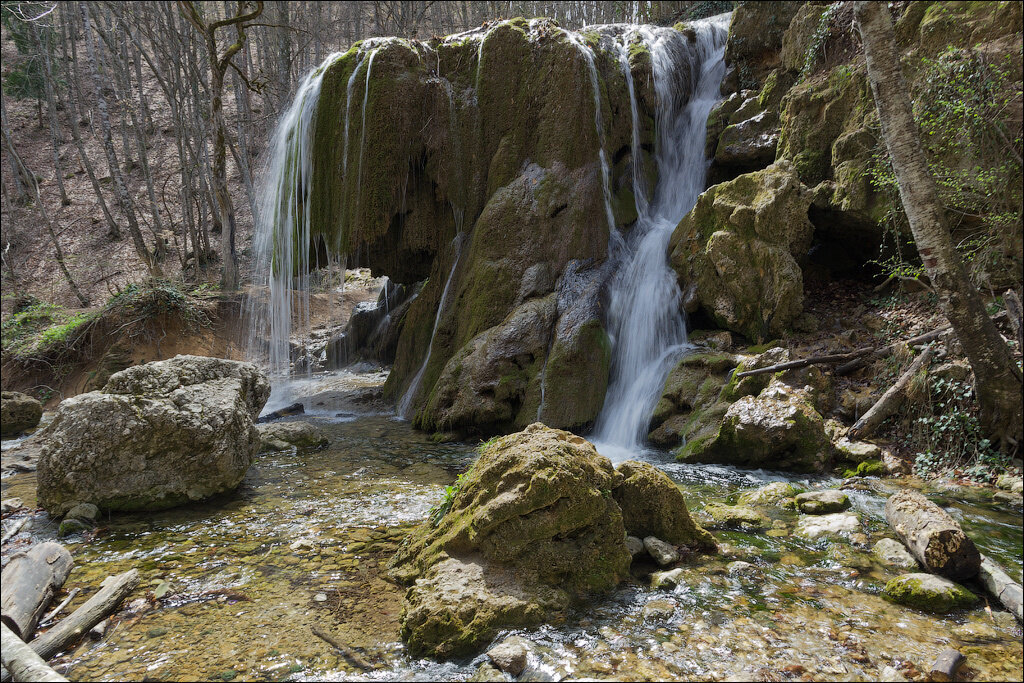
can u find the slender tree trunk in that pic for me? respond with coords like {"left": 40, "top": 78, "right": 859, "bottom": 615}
{"left": 0, "top": 93, "right": 33, "bottom": 205}
{"left": 854, "top": 1, "right": 1023, "bottom": 448}
{"left": 30, "top": 23, "right": 70, "bottom": 207}
{"left": 80, "top": 2, "right": 161, "bottom": 277}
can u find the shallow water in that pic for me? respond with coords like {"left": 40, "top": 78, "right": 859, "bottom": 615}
{"left": 1, "top": 374, "right": 1021, "bottom": 682}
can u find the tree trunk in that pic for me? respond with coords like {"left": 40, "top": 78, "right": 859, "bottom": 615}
{"left": 30, "top": 22, "right": 70, "bottom": 207}
{"left": 0, "top": 623, "right": 68, "bottom": 683}
{"left": 979, "top": 555, "right": 1023, "bottom": 622}
{"left": 884, "top": 490, "right": 981, "bottom": 580}
{"left": 854, "top": 1, "right": 1023, "bottom": 448}
{"left": 0, "top": 543, "right": 74, "bottom": 641}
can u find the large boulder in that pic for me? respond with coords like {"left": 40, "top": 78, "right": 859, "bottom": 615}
{"left": 388, "top": 424, "right": 633, "bottom": 657}
{"left": 1, "top": 391, "right": 43, "bottom": 436}
{"left": 612, "top": 460, "right": 717, "bottom": 551}
{"left": 36, "top": 355, "right": 270, "bottom": 515}
{"left": 669, "top": 161, "right": 813, "bottom": 343}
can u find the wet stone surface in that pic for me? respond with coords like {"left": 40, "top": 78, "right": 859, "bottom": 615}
{"left": 1, "top": 375, "right": 1022, "bottom": 681}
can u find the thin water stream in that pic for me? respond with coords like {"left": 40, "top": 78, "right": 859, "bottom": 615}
{"left": 2, "top": 380, "right": 1020, "bottom": 681}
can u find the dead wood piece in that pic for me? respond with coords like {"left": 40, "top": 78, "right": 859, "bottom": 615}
{"left": 836, "top": 326, "right": 950, "bottom": 375}
{"left": 27, "top": 569, "right": 140, "bottom": 663}
{"left": 311, "top": 625, "right": 373, "bottom": 671}
{"left": 38, "top": 589, "right": 80, "bottom": 629}
{"left": 0, "top": 622, "right": 68, "bottom": 683}
{"left": 978, "top": 555, "right": 1023, "bottom": 623}
{"left": 929, "top": 648, "right": 965, "bottom": 682}
{"left": 884, "top": 490, "right": 980, "bottom": 580}
{"left": 0, "top": 542, "right": 74, "bottom": 640}
{"left": 1, "top": 519, "right": 27, "bottom": 545}
{"left": 847, "top": 343, "right": 934, "bottom": 441}
{"left": 733, "top": 348, "right": 874, "bottom": 378}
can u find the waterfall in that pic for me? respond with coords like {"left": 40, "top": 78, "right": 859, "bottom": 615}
{"left": 247, "top": 51, "right": 346, "bottom": 381}
{"left": 397, "top": 233, "right": 466, "bottom": 419}
{"left": 592, "top": 15, "right": 730, "bottom": 458}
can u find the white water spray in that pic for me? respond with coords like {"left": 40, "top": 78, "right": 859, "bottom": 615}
{"left": 592, "top": 16, "right": 730, "bottom": 458}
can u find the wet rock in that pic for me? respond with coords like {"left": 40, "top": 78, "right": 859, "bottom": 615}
{"left": 953, "top": 621, "right": 1001, "bottom": 643}
{"left": 1, "top": 391, "right": 43, "bottom": 436}
{"left": 643, "top": 537, "right": 680, "bottom": 566}
{"left": 642, "top": 598, "right": 677, "bottom": 621}
{"left": 66, "top": 502, "right": 99, "bottom": 522}
{"left": 794, "top": 512, "right": 860, "bottom": 539}
{"left": 795, "top": 490, "right": 850, "bottom": 514}
{"left": 883, "top": 573, "right": 977, "bottom": 613}
{"left": 257, "top": 421, "right": 329, "bottom": 452}
{"left": 872, "top": 538, "right": 919, "bottom": 570}
{"left": 37, "top": 355, "right": 270, "bottom": 515}
{"left": 701, "top": 503, "right": 769, "bottom": 530}
{"left": 727, "top": 561, "right": 759, "bottom": 577}
{"left": 834, "top": 438, "right": 881, "bottom": 463}
{"left": 388, "top": 424, "right": 630, "bottom": 657}
{"left": 613, "top": 461, "right": 716, "bottom": 551}
{"left": 487, "top": 635, "right": 531, "bottom": 676}
{"left": 58, "top": 517, "right": 91, "bottom": 538}
{"left": 737, "top": 481, "right": 803, "bottom": 507}
{"left": 626, "top": 536, "right": 645, "bottom": 558}
{"left": 995, "top": 474, "right": 1023, "bottom": 494}
{"left": 650, "top": 568, "right": 686, "bottom": 590}
{"left": 669, "top": 161, "right": 813, "bottom": 343}
{"left": 878, "top": 665, "right": 909, "bottom": 682}
{"left": 1, "top": 497, "right": 24, "bottom": 513}
{"left": 469, "top": 663, "right": 508, "bottom": 682}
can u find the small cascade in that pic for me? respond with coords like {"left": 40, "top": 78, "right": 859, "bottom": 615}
{"left": 247, "top": 51, "right": 346, "bottom": 381}
{"left": 592, "top": 15, "right": 730, "bottom": 457}
{"left": 614, "top": 33, "right": 649, "bottom": 218}
{"left": 397, "top": 233, "right": 466, "bottom": 419}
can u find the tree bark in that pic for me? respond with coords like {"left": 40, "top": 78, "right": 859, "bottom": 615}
{"left": 854, "top": 1, "right": 1023, "bottom": 448}
{"left": 0, "top": 543, "right": 74, "bottom": 640}
{"left": 884, "top": 490, "right": 980, "bottom": 580}
{"left": 0, "top": 623, "right": 67, "bottom": 683}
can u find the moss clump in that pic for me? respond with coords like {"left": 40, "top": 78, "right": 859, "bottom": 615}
{"left": 613, "top": 460, "right": 717, "bottom": 551}
{"left": 883, "top": 573, "right": 977, "bottom": 613}
{"left": 842, "top": 459, "right": 886, "bottom": 479}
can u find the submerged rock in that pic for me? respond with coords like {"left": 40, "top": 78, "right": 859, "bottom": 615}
{"left": 883, "top": 573, "right": 977, "bottom": 613}
{"left": 388, "top": 424, "right": 631, "bottom": 657}
{"left": 257, "top": 421, "right": 329, "bottom": 452}
{"left": 1, "top": 391, "right": 43, "bottom": 436}
{"left": 873, "top": 538, "right": 919, "bottom": 570}
{"left": 36, "top": 355, "right": 270, "bottom": 515}
{"left": 794, "top": 512, "right": 860, "bottom": 539}
{"left": 795, "top": 490, "right": 850, "bottom": 514}
{"left": 701, "top": 503, "right": 769, "bottom": 530}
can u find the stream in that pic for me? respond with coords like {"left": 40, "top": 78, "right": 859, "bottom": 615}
{"left": 1, "top": 370, "right": 1021, "bottom": 682}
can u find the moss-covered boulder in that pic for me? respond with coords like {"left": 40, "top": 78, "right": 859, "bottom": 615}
{"left": 795, "top": 489, "right": 850, "bottom": 514}
{"left": 883, "top": 573, "right": 977, "bottom": 613}
{"left": 700, "top": 503, "right": 769, "bottom": 530}
{"left": 1, "top": 391, "right": 43, "bottom": 436}
{"left": 388, "top": 424, "right": 631, "bottom": 657}
{"left": 612, "top": 460, "right": 717, "bottom": 551}
{"left": 737, "top": 481, "right": 804, "bottom": 507}
{"left": 669, "top": 161, "right": 813, "bottom": 343}
{"left": 256, "top": 421, "right": 329, "bottom": 452}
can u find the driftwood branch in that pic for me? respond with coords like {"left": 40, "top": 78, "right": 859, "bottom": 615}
{"left": 734, "top": 348, "right": 873, "bottom": 378}
{"left": 978, "top": 555, "right": 1023, "bottom": 623}
{"left": 38, "top": 589, "right": 80, "bottom": 629}
{"left": 0, "top": 622, "right": 67, "bottom": 683}
{"left": 848, "top": 343, "right": 934, "bottom": 441}
{"left": 1, "top": 519, "right": 27, "bottom": 545}
{"left": 929, "top": 648, "right": 965, "bottom": 682}
{"left": 311, "top": 625, "right": 373, "bottom": 671}
{"left": 835, "top": 325, "right": 950, "bottom": 375}
{"left": 1, "top": 543, "right": 74, "bottom": 640}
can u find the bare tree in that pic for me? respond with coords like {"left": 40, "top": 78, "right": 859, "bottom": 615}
{"left": 854, "top": 1, "right": 1023, "bottom": 448}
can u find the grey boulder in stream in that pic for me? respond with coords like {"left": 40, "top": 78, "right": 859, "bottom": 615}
{"left": 36, "top": 355, "right": 270, "bottom": 515}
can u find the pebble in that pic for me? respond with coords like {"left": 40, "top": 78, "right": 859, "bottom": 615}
{"left": 642, "top": 598, "right": 678, "bottom": 621}
{"left": 486, "top": 635, "right": 531, "bottom": 675}
{"left": 313, "top": 593, "right": 328, "bottom": 602}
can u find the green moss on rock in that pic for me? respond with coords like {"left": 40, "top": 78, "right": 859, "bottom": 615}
{"left": 883, "top": 573, "right": 977, "bottom": 613}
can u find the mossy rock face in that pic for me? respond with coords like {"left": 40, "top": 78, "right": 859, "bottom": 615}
{"left": 883, "top": 573, "right": 977, "bottom": 613}
{"left": 389, "top": 424, "right": 632, "bottom": 657}
{"left": 724, "top": 1, "right": 804, "bottom": 87}
{"left": 649, "top": 352, "right": 738, "bottom": 447}
{"left": 737, "top": 481, "right": 803, "bottom": 507}
{"left": 534, "top": 317, "right": 611, "bottom": 431}
{"left": 612, "top": 460, "right": 717, "bottom": 551}
{"left": 669, "top": 162, "right": 812, "bottom": 343}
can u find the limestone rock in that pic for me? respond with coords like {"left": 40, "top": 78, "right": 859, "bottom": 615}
{"left": 737, "top": 481, "right": 803, "bottom": 507}
{"left": 613, "top": 460, "right": 716, "bottom": 551}
{"left": 257, "top": 421, "right": 329, "bottom": 452}
{"left": 388, "top": 424, "right": 631, "bottom": 657}
{"left": 65, "top": 502, "right": 99, "bottom": 523}
{"left": 873, "top": 538, "right": 919, "bottom": 570}
{"left": 36, "top": 355, "right": 270, "bottom": 515}
{"left": 641, "top": 598, "right": 677, "bottom": 621}
{"left": 883, "top": 573, "right": 977, "bottom": 613}
{"left": 669, "top": 161, "right": 813, "bottom": 343}
{"left": 1, "top": 391, "right": 43, "bottom": 436}
{"left": 701, "top": 503, "right": 769, "bottom": 530}
{"left": 486, "top": 635, "right": 531, "bottom": 676}
{"left": 835, "top": 438, "right": 882, "bottom": 463}
{"left": 650, "top": 568, "right": 686, "bottom": 591}
{"left": 795, "top": 490, "right": 850, "bottom": 514}
{"left": 650, "top": 352, "right": 737, "bottom": 448}
{"left": 626, "top": 535, "right": 645, "bottom": 558}
{"left": 794, "top": 512, "right": 860, "bottom": 539}
{"left": 643, "top": 536, "right": 680, "bottom": 567}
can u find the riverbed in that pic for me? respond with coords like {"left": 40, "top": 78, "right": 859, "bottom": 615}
{"left": 1, "top": 371, "right": 1021, "bottom": 682}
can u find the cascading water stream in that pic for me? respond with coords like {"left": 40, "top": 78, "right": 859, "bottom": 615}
{"left": 592, "top": 15, "right": 730, "bottom": 458}
{"left": 247, "top": 51, "right": 346, "bottom": 384}
{"left": 397, "top": 234, "right": 466, "bottom": 419}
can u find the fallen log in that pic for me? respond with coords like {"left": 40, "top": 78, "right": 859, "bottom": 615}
{"left": 884, "top": 490, "right": 980, "bottom": 580}
{"left": 0, "top": 543, "right": 74, "bottom": 640}
{"left": 311, "top": 625, "right": 373, "bottom": 671}
{"left": 733, "top": 347, "right": 874, "bottom": 378}
{"left": 257, "top": 402, "right": 304, "bottom": 423}
{"left": 836, "top": 326, "right": 950, "bottom": 375}
{"left": 1, "top": 519, "right": 27, "bottom": 545}
{"left": 27, "top": 569, "right": 140, "bottom": 663}
{"left": 978, "top": 555, "right": 1023, "bottom": 623}
{"left": 847, "top": 343, "right": 934, "bottom": 441}
{"left": 0, "top": 622, "right": 67, "bottom": 683}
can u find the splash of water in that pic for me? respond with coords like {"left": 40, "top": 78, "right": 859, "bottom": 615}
{"left": 592, "top": 16, "right": 730, "bottom": 458}
{"left": 247, "top": 51, "right": 346, "bottom": 381}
